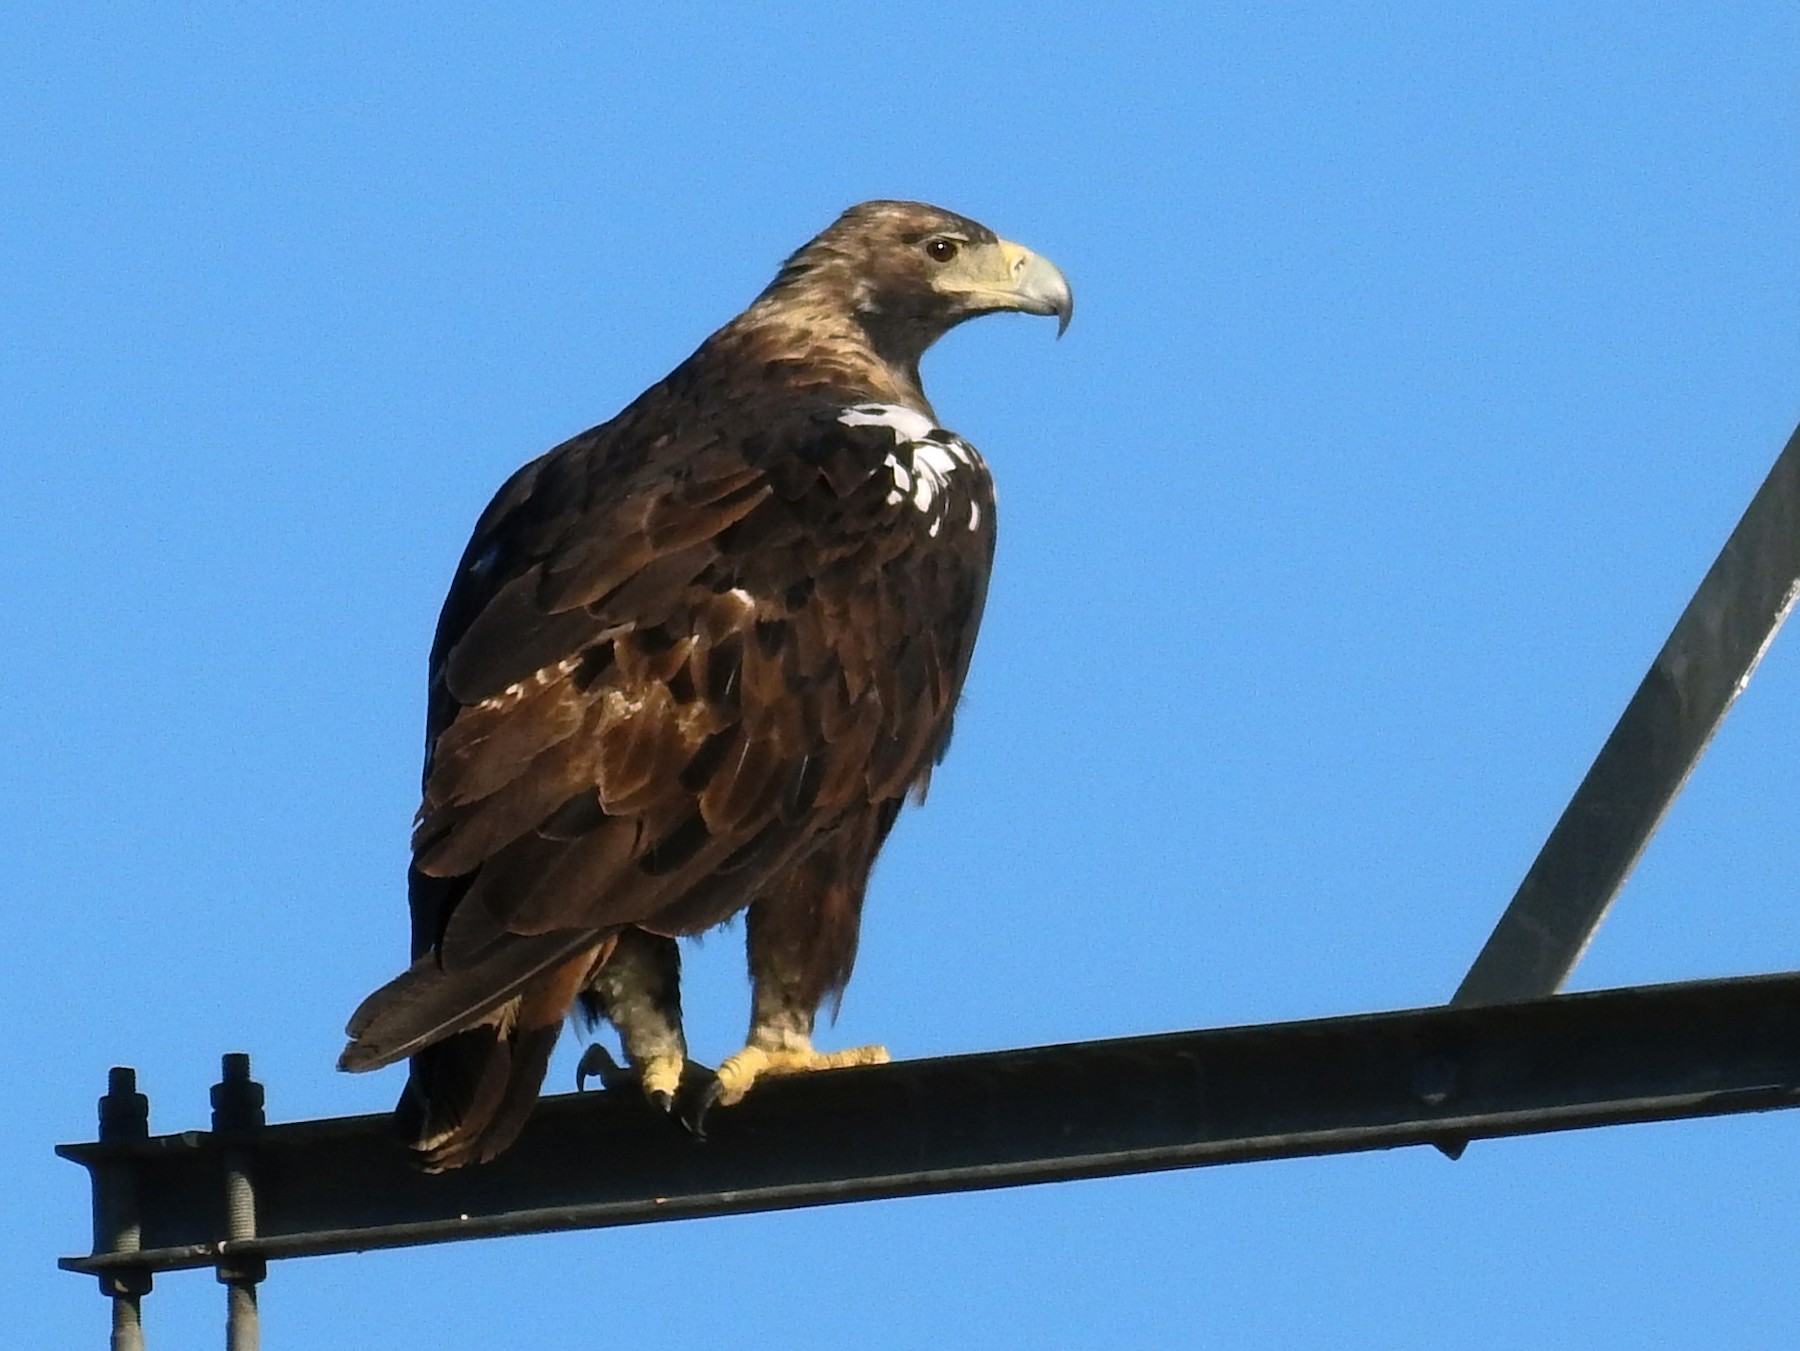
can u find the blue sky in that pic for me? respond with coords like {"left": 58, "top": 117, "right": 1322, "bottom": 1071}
{"left": 7, "top": 4, "right": 1798, "bottom": 1346}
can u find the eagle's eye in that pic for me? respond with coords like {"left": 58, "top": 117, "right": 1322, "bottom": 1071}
{"left": 924, "top": 237, "right": 960, "bottom": 263}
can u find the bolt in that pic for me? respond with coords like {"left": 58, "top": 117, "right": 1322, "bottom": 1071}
{"left": 1413, "top": 1055, "right": 1456, "bottom": 1107}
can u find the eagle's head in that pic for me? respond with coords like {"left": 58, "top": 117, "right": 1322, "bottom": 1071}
{"left": 755, "top": 200, "right": 1072, "bottom": 374}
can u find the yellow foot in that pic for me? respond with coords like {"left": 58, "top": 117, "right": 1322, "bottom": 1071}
{"left": 710, "top": 1042, "right": 889, "bottom": 1109}
{"left": 637, "top": 1052, "right": 684, "bottom": 1110}
{"left": 575, "top": 1045, "right": 688, "bottom": 1113}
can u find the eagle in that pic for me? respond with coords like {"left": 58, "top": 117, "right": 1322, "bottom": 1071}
{"left": 339, "top": 200, "right": 1072, "bottom": 1169}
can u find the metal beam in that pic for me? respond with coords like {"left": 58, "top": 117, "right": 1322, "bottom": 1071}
{"left": 61, "top": 971, "right": 1800, "bottom": 1279}
{"left": 1454, "top": 419, "right": 1800, "bottom": 1006}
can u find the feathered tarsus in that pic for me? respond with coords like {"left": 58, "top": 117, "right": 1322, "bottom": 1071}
{"left": 340, "top": 200, "right": 1072, "bottom": 1168}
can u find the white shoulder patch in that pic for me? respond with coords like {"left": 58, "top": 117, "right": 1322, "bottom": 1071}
{"left": 838, "top": 403, "right": 986, "bottom": 531}
{"left": 838, "top": 402, "right": 938, "bottom": 442}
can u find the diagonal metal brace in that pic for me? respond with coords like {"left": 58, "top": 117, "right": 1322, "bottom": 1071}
{"left": 1455, "top": 418, "right": 1800, "bottom": 1006}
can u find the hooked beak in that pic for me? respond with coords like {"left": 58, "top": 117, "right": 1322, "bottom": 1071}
{"left": 995, "top": 239, "right": 1074, "bottom": 336}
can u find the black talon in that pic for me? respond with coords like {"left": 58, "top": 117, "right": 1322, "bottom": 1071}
{"left": 580, "top": 1047, "right": 702, "bottom": 1128}
{"left": 679, "top": 1075, "right": 725, "bottom": 1140}
{"left": 575, "top": 1044, "right": 627, "bottom": 1092}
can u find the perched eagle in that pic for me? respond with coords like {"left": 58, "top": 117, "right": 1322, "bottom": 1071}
{"left": 339, "top": 200, "right": 1071, "bottom": 1169}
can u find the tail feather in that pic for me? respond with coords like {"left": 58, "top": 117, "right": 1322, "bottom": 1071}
{"left": 366, "top": 941, "right": 614, "bottom": 1170}
{"left": 395, "top": 1020, "right": 565, "bottom": 1170}
{"left": 339, "top": 930, "right": 598, "bottom": 1072}
{"left": 396, "top": 1026, "right": 517, "bottom": 1164}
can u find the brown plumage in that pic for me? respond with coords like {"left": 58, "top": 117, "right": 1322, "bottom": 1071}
{"left": 339, "top": 200, "right": 1072, "bottom": 1168}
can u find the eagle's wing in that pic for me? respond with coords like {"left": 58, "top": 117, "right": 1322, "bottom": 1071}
{"left": 342, "top": 395, "right": 994, "bottom": 1069}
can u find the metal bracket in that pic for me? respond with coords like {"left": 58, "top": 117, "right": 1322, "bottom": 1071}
{"left": 59, "top": 973, "right": 1800, "bottom": 1281}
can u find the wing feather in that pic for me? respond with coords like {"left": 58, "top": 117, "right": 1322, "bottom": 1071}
{"left": 347, "top": 390, "right": 1000, "bottom": 1073}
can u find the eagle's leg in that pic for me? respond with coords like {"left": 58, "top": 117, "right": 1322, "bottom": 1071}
{"left": 699, "top": 856, "right": 887, "bottom": 1125}
{"left": 576, "top": 927, "right": 687, "bottom": 1111}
